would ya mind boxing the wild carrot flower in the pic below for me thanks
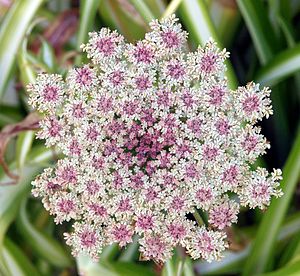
[28,15,282,263]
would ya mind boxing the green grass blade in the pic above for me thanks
[0,146,53,246]
[162,259,175,276]
[183,257,195,276]
[277,15,296,48]
[236,0,277,65]
[179,0,238,89]
[0,167,40,247]
[16,199,71,268]
[0,105,22,127]
[261,259,300,276]
[256,44,300,86]
[243,128,300,275]
[16,131,35,171]
[128,0,155,23]
[100,244,119,262]
[39,38,56,72]
[208,1,240,47]
[179,0,219,45]
[27,146,55,166]
[75,0,101,65]
[18,51,36,88]
[118,236,138,262]
[99,1,145,42]
[161,0,183,19]
[2,238,40,276]
[0,0,44,99]
[77,255,155,276]
[278,235,300,267]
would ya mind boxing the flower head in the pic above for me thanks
[28,15,282,263]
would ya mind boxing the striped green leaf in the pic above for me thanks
[16,131,35,171]
[236,0,278,65]
[1,238,40,276]
[77,255,155,276]
[0,0,44,98]
[16,199,71,268]
[262,259,300,276]
[256,44,300,86]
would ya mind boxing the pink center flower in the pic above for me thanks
[167,62,185,79]
[96,37,115,56]
[200,53,217,73]
[42,85,58,102]
[161,31,179,48]
[134,45,154,63]
[58,199,75,213]
[243,95,260,114]
[80,230,97,248]
[75,67,93,87]
[136,215,154,230]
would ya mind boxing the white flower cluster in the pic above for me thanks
[28,15,282,263]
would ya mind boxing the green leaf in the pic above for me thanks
[145,0,165,18]
[100,244,120,262]
[0,0,44,98]
[99,1,145,42]
[243,128,300,275]
[39,38,56,72]
[75,0,101,65]
[16,131,35,171]
[236,0,278,65]
[15,199,71,268]
[18,50,36,88]
[161,0,183,19]
[77,255,155,276]
[0,105,22,127]
[118,236,138,262]
[0,166,41,247]
[27,146,55,166]
[128,0,155,23]
[183,257,195,276]
[0,146,53,247]
[208,0,240,47]
[278,235,300,267]
[256,44,300,86]
[162,259,175,276]
[1,238,40,276]
[178,0,237,89]
[261,259,300,276]
[277,15,296,48]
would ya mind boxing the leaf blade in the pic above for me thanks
[0,0,44,98]
[256,44,300,86]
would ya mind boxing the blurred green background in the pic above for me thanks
[0,0,300,275]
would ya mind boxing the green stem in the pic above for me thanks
[193,210,204,226]
[176,259,184,276]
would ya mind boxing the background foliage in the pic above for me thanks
[0,0,299,275]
